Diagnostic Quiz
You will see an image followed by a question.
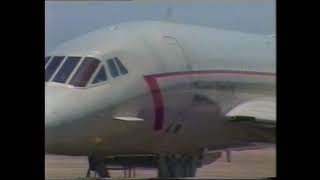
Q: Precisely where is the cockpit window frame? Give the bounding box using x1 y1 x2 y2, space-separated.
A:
45 56 52 68
64 56 85 84
87 62 109 87
48 56 68 82
52 56 83 84
114 57 128 75
45 56 128 89
45 56 67 82
107 58 120 78
68 57 101 88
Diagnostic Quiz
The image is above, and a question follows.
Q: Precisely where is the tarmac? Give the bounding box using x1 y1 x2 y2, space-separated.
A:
45 147 275 179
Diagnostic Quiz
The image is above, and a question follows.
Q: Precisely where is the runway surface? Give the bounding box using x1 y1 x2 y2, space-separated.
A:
45 148 276 179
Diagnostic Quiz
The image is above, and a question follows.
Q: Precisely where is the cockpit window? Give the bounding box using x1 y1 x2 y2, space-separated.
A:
45 56 128 87
114 57 128 75
92 66 107 84
52 56 81 83
45 56 65 81
107 59 119 78
45 56 51 66
69 57 100 87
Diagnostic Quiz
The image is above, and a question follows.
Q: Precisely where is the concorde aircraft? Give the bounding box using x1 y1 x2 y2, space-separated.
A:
45 20 276 178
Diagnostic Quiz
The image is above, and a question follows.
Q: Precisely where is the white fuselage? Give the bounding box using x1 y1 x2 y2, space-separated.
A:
45 21 275 156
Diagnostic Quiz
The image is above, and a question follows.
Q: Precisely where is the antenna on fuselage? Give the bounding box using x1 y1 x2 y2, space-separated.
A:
164 7 175 22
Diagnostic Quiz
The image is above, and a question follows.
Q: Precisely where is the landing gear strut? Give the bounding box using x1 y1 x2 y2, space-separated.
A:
86 156 110 178
157 152 203 178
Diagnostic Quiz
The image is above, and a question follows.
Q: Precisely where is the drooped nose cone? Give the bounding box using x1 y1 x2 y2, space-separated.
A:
45 83 91 151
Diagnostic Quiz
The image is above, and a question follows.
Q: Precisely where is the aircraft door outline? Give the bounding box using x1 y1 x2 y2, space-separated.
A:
162 36 192 72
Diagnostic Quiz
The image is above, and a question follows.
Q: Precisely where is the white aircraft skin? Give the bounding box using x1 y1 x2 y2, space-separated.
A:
45 21 275 177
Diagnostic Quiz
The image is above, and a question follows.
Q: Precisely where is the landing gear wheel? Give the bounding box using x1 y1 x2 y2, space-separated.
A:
87 156 110 178
157 152 201 178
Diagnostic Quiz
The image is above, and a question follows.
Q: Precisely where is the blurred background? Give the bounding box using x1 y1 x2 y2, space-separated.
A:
45 0 275 54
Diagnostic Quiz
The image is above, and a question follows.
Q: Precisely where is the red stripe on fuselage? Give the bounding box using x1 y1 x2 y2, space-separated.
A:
144 77 165 131
144 70 275 131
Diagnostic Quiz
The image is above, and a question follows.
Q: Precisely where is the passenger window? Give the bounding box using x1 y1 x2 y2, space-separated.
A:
45 56 65 81
114 57 128 75
69 57 100 87
92 66 107 84
52 56 81 83
107 59 119 77
45 56 51 66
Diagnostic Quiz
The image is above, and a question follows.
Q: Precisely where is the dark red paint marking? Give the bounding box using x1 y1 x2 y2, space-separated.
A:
144 76 165 131
146 70 275 79
144 70 275 131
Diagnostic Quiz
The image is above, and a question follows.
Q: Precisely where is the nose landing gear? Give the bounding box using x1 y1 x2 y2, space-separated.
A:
86 156 110 178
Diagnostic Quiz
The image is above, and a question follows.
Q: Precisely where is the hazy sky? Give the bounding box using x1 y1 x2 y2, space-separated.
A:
45 0 275 54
